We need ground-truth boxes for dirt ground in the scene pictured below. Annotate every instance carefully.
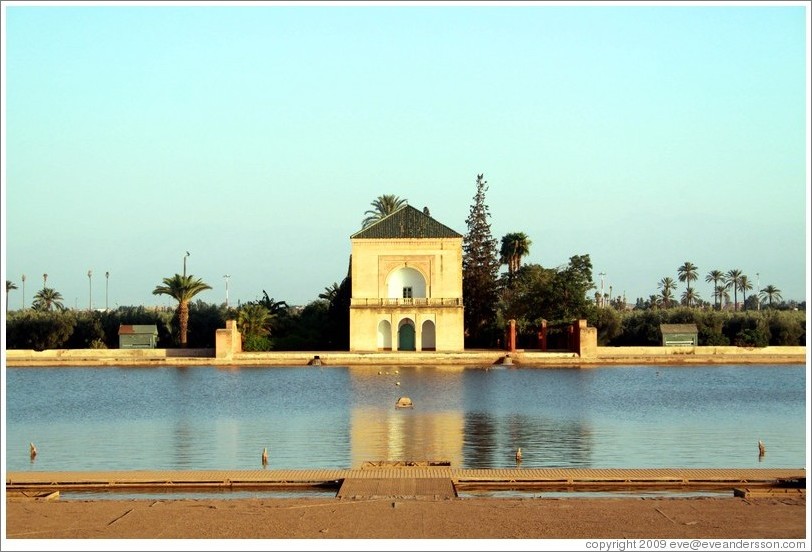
[3,495,808,547]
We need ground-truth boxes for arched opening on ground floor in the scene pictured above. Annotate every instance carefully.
[421,320,436,351]
[377,320,392,350]
[398,318,416,351]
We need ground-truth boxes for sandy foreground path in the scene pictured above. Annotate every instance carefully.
[3,495,808,546]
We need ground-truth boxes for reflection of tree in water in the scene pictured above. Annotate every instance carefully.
[464,413,593,468]
[506,414,593,468]
[173,422,196,469]
[464,412,499,468]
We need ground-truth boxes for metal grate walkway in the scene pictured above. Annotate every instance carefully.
[6,467,804,495]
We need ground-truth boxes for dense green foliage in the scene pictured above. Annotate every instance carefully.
[495,256,597,348]
[589,308,805,347]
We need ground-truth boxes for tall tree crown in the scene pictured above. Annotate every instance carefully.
[362,194,408,228]
[152,274,212,304]
[462,173,500,345]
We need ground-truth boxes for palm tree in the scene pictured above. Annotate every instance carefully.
[647,294,662,309]
[677,262,698,307]
[714,285,731,310]
[32,287,65,311]
[658,277,676,308]
[759,285,782,308]
[738,274,753,310]
[681,288,701,308]
[319,282,341,303]
[6,280,18,313]
[499,232,532,278]
[258,290,289,315]
[6,280,19,313]
[725,269,743,311]
[362,194,407,228]
[152,274,212,347]
[705,270,724,310]
[238,304,272,338]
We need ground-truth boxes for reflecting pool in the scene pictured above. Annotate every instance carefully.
[4,364,806,472]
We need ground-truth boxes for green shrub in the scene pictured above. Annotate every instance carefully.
[5,311,75,350]
[766,310,805,346]
[734,328,769,348]
[243,335,272,352]
[589,307,622,345]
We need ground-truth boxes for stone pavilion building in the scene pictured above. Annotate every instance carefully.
[349,205,464,352]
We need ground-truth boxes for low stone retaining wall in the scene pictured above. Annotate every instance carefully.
[4,346,806,367]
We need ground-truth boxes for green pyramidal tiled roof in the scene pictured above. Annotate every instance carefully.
[351,205,462,239]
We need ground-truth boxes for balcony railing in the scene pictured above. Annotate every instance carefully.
[351,297,463,307]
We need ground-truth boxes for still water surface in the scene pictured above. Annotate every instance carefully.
[5,365,806,472]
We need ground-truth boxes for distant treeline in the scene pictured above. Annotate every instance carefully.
[4,299,348,352]
[4,302,805,351]
[589,307,805,348]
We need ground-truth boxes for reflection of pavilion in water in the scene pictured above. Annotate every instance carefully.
[347,366,465,468]
[346,366,594,469]
[350,408,464,468]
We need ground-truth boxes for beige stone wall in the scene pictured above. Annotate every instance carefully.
[350,238,462,300]
[350,237,464,352]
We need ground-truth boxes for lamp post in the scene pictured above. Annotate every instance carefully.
[223,274,231,308]
[88,270,93,311]
[598,272,606,307]
[21,274,25,310]
[183,251,190,277]
[43,273,47,288]
[105,271,109,311]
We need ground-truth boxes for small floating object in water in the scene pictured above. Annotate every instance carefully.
[758,440,766,457]
[377,371,382,375]
[394,370,399,374]
[395,396,413,409]
[515,447,522,463]
[262,447,268,466]
[29,442,37,460]
[395,381,401,386]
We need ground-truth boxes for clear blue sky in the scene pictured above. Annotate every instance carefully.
[2,1,809,310]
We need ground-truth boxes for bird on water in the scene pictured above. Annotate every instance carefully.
[758,440,766,457]
[515,447,522,464]
[262,447,269,466]
[29,442,37,460]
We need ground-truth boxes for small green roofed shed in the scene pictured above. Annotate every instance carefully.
[659,323,698,347]
[118,324,159,349]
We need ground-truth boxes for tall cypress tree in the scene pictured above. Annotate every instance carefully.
[462,173,500,347]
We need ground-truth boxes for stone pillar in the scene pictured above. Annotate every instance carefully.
[508,319,517,352]
[215,320,242,359]
[576,319,597,358]
[538,319,547,351]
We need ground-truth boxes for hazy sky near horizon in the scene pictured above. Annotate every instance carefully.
[2,2,809,311]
